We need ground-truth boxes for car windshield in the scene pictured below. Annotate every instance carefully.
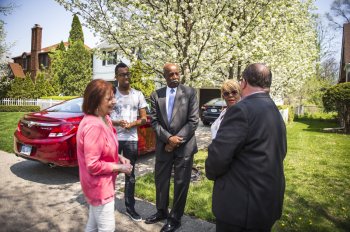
[46,98,83,113]
[205,98,226,106]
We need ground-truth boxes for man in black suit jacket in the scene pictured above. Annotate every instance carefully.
[145,63,199,232]
[205,63,287,232]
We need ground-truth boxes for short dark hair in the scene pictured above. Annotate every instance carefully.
[115,62,128,75]
[82,79,114,115]
[242,63,272,88]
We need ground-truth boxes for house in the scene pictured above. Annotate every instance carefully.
[339,23,350,83]
[9,24,90,80]
[92,41,129,82]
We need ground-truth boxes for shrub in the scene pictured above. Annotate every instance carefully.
[322,82,350,133]
[277,105,294,122]
[294,112,338,122]
[0,105,40,112]
[40,96,78,100]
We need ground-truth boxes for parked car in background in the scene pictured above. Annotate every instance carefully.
[200,98,226,125]
[13,97,156,167]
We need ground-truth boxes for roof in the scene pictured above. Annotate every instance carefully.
[8,63,25,78]
[12,42,91,59]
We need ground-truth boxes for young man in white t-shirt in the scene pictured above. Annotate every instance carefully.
[111,62,148,221]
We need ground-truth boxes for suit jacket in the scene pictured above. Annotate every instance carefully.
[150,84,199,160]
[205,92,287,229]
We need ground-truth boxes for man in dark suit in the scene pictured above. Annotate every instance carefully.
[145,63,199,232]
[205,63,287,232]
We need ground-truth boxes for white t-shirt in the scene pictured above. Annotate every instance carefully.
[210,108,227,140]
[110,88,148,141]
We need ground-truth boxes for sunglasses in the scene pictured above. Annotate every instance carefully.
[222,90,238,97]
[117,72,132,78]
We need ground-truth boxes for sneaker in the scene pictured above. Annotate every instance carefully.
[126,209,142,222]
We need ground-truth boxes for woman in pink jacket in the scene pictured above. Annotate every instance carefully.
[77,79,132,232]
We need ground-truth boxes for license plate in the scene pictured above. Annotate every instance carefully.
[210,109,218,112]
[20,144,32,156]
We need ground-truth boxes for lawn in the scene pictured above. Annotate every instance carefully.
[135,119,350,232]
[0,112,26,153]
[1,113,349,231]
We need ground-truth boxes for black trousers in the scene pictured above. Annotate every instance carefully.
[216,220,271,232]
[118,140,138,210]
[155,153,194,221]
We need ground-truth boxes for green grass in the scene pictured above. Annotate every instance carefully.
[1,113,349,231]
[135,120,350,232]
[0,112,26,153]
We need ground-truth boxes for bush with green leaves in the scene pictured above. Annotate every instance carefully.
[0,105,40,112]
[322,82,350,133]
[7,74,35,99]
[130,60,156,97]
[277,105,294,122]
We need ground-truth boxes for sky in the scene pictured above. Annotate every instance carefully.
[0,0,335,59]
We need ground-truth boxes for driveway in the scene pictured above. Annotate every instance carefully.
[0,122,214,232]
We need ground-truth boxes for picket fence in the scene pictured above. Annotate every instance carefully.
[0,98,63,110]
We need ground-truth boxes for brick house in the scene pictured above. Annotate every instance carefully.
[8,24,90,80]
[339,23,350,83]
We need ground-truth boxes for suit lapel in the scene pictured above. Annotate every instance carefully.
[171,85,183,122]
[157,88,168,126]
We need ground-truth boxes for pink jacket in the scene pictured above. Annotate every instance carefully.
[76,115,119,206]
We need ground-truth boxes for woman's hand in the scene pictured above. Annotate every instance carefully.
[119,155,131,165]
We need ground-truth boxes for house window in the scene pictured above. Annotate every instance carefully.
[39,54,49,68]
[22,54,27,70]
[102,51,117,66]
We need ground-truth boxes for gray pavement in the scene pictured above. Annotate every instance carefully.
[0,122,215,232]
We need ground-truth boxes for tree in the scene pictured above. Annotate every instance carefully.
[33,72,56,98]
[69,14,84,43]
[130,60,155,97]
[0,2,15,79]
[56,0,318,98]
[7,75,36,99]
[323,82,350,133]
[61,40,92,95]
[48,15,92,96]
[57,40,66,51]
[326,0,350,30]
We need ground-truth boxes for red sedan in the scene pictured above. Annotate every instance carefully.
[13,97,156,167]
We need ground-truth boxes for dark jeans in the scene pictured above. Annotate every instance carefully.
[118,140,138,210]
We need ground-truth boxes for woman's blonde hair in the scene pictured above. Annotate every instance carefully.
[221,79,241,96]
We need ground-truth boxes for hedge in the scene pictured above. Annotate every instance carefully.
[40,96,79,100]
[0,105,40,112]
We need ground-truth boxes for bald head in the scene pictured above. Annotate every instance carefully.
[242,63,272,88]
[163,63,180,88]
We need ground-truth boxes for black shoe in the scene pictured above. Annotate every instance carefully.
[126,208,142,222]
[160,220,181,232]
[144,210,168,224]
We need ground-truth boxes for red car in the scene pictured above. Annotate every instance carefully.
[13,97,156,167]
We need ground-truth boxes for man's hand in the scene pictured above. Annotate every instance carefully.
[168,135,183,147]
[165,143,175,152]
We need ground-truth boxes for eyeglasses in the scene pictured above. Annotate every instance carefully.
[222,90,238,97]
[117,72,132,78]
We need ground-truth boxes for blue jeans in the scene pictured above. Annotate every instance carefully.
[118,140,138,210]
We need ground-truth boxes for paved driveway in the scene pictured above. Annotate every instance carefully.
[0,122,214,232]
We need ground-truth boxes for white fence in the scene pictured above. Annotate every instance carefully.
[0,98,64,110]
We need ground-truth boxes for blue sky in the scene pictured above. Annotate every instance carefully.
[1,0,334,58]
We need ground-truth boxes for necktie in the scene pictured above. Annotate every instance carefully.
[167,88,175,122]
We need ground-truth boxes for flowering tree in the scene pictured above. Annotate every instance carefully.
[56,0,318,98]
